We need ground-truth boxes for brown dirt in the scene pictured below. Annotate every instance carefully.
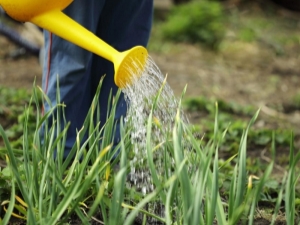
[153,0,300,130]
[0,26,42,89]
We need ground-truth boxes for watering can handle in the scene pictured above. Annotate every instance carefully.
[31,10,119,62]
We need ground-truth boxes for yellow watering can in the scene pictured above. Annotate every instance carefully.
[0,0,148,88]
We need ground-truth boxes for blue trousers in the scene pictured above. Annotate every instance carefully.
[42,0,153,158]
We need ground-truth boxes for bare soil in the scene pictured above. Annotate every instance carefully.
[151,1,300,133]
[0,32,42,89]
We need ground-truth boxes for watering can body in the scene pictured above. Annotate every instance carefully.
[0,0,72,21]
[0,0,148,88]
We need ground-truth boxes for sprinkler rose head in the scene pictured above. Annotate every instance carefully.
[114,46,148,88]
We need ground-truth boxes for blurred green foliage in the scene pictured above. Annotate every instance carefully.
[237,27,257,42]
[161,0,225,49]
[0,86,39,152]
[183,96,293,155]
[292,92,300,108]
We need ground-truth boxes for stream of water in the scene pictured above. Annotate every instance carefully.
[122,56,189,223]
[123,57,185,191]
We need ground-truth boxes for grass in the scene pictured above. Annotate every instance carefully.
[0,81,299,224]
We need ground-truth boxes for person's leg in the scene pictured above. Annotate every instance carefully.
[42,0,153,158]
[90,0,153,146]
[42,0,106,158]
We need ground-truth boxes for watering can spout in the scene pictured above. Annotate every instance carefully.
[0,0,148,88]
